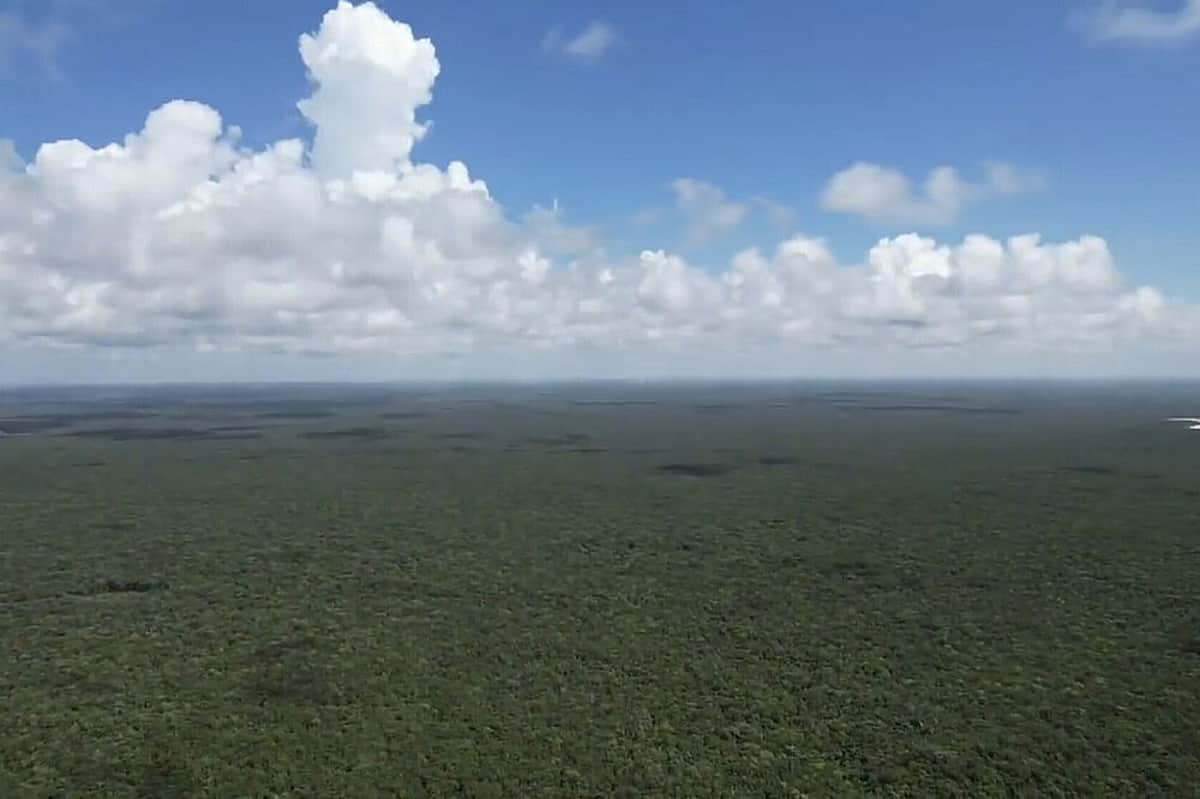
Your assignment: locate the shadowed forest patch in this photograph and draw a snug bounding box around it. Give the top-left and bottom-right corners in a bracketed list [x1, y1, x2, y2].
[65, 428, 212, 441]
[435, 431, 485, 441]
[1060, 464, 1119, 476]
[299, 427, 390, 440]
[98, 579, 170, 594]
[133, 753, 199, 799]
[839, 404, 1022, 415]
[255, 410, 335, 420]
[757, 455, 800, 466]
[56, 425, 263, 441]
[820, 558, 885, 580]
[251, 635, 320, 662]
[656, 462, 735, 478]
[379, 411, 430, 420]
[248, 669, 336, 705]
[1178, 634, 1200, 656]
[246, 637, 337, 706]
[570, 399, 658, 406]
[1, 411, 154, 435]
[94, 519, 135, 532]
[525, 433, 590, 446]
[53, 749, 198, 799]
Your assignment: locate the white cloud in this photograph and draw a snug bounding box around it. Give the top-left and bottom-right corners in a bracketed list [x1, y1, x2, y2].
[820, 161, 1045, 227]
[634, 181, 794, 245]
[1071, 0, 1200, 46]
[522, 203, 604, 259]
[298, 1, 439, 179]
[543, 20, 619, 60]
[671, 178, 749, 247]
[0, 1, 1194, 377]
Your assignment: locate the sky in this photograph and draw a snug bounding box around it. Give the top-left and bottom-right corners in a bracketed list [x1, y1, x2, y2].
[0, 0, 1197, 382]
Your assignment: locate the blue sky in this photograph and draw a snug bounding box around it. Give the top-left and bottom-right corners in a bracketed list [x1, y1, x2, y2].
[0, 0, 1197, 380]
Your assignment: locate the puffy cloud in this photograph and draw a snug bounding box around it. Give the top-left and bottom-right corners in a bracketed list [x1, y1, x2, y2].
[0, 1, 1193, 377]
[298, 0, 439, 178]
[1070, 0, 1200, 46]
[542, 20, 619, 60]
[820, 161, 1045, 227]
[522, 204, 604, 259]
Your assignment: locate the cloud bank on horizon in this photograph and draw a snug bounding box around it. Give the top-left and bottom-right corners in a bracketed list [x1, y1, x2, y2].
[0, 1, 1195, 378]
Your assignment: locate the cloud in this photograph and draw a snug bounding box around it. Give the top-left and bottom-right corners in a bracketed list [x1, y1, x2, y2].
[635, 181, 794, 245]
[0, 10, 70, 78]
[1070, 0, 1200, 46]
[0, 0, 147, 80]
[820, 161, 1046, 227]
[671, 178, 749, 247]
[522, 202, 604, 259]
[297, 0, 439, 178]
[543, 20, 619, 60]
[753, 197, 798, 231]
[0, 1, 1193, 377]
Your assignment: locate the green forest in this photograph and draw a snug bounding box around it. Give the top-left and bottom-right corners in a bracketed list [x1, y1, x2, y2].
[2, 382, 1198, 797]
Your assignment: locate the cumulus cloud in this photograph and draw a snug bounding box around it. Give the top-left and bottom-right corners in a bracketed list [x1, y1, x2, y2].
[1071, 0, 1200, 46]
[298, 1, 439, 178]
[820, 161, 1045, 227]
[0, 1, 1193, 377]
[522, 202, 604, 259]
[543, 20, 619, 60]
